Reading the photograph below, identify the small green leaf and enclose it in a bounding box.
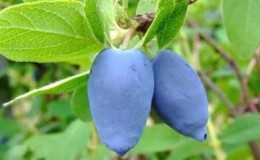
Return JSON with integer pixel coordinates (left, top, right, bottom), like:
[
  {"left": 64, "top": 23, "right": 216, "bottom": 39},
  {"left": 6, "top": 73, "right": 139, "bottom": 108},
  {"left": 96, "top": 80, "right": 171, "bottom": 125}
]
[
  {"left": 141, "top": 0, "right": 175, "bottom": 45},
  {"left": 0, "top": 1, "right": 103, "bottom": 62},
  {"left": 2, "top": 71, "right": 89, "bottom": 107},
  {"left": 139, "top": 0, "right": 187, "bottom": 48},
  {"left": 131, "top": 124, "right": 181, "bottom": 153},
  {"left": 222, "top": 0, "right": 260, "bottom": 58},
  {"left": 157, "top": 0, "right": 188, "bottom": 48},
  {"left": 136, "top": 0, "right": 158, "bottom": 15},
  {"left": 71, "top": 86, "right": 92, "bottom": 122},
  {"left": 85, "top": 0, "right": 105, "bottom": 43},
  {"left": 219, "top": 114, "right": 260, "bottom": 144}
]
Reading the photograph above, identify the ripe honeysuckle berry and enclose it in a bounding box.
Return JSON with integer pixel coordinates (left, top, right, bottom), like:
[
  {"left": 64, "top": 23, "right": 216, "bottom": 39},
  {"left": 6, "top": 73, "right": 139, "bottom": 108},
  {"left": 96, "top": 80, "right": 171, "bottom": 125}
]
[
  {"left": 87, "top": 48, "right": 154, "bottom": 156},
  {"left": 152, "top": 50, "right": 209, "bottom": 141}
]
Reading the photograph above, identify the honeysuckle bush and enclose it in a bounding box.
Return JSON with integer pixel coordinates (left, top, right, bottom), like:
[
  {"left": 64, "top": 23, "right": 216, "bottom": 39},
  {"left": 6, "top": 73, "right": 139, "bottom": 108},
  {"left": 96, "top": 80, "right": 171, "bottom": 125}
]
[{"left": 0, "top": 0, "right": 260, "bottom": 160}]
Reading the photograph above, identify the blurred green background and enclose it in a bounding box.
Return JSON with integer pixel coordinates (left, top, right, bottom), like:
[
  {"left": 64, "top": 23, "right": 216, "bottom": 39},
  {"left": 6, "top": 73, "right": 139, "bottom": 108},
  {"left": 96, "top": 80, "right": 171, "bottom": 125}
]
[{"left": 0, "top": 0, "right": 260, "bottom": 160}]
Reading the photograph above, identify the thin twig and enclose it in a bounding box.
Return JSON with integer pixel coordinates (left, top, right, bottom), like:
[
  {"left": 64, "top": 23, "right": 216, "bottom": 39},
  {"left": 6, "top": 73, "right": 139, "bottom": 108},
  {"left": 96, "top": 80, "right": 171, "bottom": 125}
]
[
  {"left": 246, "top": 47, "right": 260, "bottom": 83},
  {"left": 199, "top": 72, "right": 236, "bottom": 110},
  {"left": 121, "top": 29, "right": 135, "bottom": 49},
  {"left": 249, "top": 141, "right": 260, "bottom": 160}
]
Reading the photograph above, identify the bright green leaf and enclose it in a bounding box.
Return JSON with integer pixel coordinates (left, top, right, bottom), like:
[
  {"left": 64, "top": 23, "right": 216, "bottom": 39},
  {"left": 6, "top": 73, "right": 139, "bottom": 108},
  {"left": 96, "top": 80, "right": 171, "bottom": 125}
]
[
  {"left": 219, "top": 114, "right": 260, "bottom": 144},
  {"left": 71, "top": 86, "right": 92, "bottom": 122},
  {"left": 2, "top": 71, "right": 89, "bottom": 107},
  {"left": 0, "top": 1, "right": 103, "bottom": 62},
  {"left": 222, "top": 0, "right": 260, "bottom": 58}
]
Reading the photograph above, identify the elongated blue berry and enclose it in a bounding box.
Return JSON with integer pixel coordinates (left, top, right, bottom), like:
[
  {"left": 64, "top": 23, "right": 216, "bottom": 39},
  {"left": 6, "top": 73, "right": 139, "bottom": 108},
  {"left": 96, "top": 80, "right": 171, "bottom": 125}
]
[
  {"left": 88, "top": 48, "right": 154, "bottom": 155},
  {"left": 152, "top": 50, "right": 208, "bottom": 141}
]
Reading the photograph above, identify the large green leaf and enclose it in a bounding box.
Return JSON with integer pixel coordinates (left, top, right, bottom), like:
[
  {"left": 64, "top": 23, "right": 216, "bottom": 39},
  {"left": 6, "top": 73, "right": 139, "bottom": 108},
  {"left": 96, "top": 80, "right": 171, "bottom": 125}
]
[
  {"left": 131, "top": 124, "right": 181, "bottom": 153},
  {"left": 0, "top": 1, "right": 103, "bottom": 62},
  {"left": 25, "top": 120, "right": 92, "bottom": 160},
  {"left": 222, "top": 0, "right": 260, "bottom": 58},
  {"left": 219, "top": 114, "right": 260, "bottom": 144},
  {"left": 71, "top": 86, "right": 92, "bottom": 122},
  {"left": 138, "top": 0, "right": 187, "bottom": 48},
  {"left": 2, "top": 71, "right": 89, "bottom": 107}
]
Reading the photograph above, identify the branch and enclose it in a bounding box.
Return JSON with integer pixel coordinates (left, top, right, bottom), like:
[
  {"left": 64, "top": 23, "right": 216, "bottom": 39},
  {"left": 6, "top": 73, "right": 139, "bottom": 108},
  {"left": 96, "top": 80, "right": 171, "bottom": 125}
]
[
  {"left": 187, "top": 20, "right": 258, "bottom": 113},
  {"left": 187, "top": 20, "right": 260, "bottom": 160},
  {"left": 188, "top": 0, "right": 198, "bottom": 5}
]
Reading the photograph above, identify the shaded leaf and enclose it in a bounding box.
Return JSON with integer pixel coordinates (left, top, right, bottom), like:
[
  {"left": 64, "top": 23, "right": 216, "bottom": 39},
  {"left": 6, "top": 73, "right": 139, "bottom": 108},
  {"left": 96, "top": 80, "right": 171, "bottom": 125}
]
[
  {"left": 131, "top": 124, "right": 181, "bottom": 153},
  {"left": 71, "top": 86, "right": 92, "bottom": 122},
  {"left": 25, "top": 120, "right": 92, "bottom": 160}
]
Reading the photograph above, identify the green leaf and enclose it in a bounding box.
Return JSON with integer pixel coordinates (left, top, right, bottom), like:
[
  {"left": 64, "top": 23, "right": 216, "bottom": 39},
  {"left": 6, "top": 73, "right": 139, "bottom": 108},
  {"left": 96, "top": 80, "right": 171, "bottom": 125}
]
[
  {"left": 47, "top": 99, "right": 74, "bottom": 118},
  {"left": 136, "top": 0, "right": 158, "bottom": 15},
  {"left": 138, "top": 0, "right": 187, "bottom": 48},
  {"left": 222, "top": 0, "right": 260, "bottom": 58},
  {"left": 166, "top": 140, "right": 208, "bottom": 160},
  {"left": 219, "top": 114, "right": 260, "bottom": 144},
  {"left": 131, "top": 124, "right": 181, "bottom": 153},
  {"left": 71, "top": 86, "right": 92, "bottom": 122},
  {"left": 157, "top": 0, "right": 188, "bottom": 48},
  {"left": 85, "top": 0, "right": 105, "bottom": 43},
  {"left": 25, "top": 120, "right": 92, "bottom": 160},
  {"left": 141, "top": 0, "right": 175, "bottom": 45},
  {"left": 0, "top": 1, "right": 103, "bottom": 62},
  {"left": 2, "top": 71, "right": 89, "bottom": 107}
]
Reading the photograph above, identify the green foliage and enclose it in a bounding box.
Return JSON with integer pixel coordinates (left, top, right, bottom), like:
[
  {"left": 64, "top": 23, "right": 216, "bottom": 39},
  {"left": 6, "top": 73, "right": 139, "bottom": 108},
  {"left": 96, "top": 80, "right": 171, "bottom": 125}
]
[
  {"left": 0, "top": 0, "right": 260, "bottom": 159},
  {"left": 71, "top": 86, "right": 92, "bottom": 122},
  {"left": 0, "top": 1, "right": 103, "bottom": 62},
  {"left": 220, "top": 114, "right": 260, "bottom": 144},
  {"left": 139, "top": 0, "right": 187, "bottom": 48},
  {"left": 24, "top": 120, "right": 92, "bottom": 160},
  {"left": 222, "top": 0, "right": 260, "bottom": 58}
]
